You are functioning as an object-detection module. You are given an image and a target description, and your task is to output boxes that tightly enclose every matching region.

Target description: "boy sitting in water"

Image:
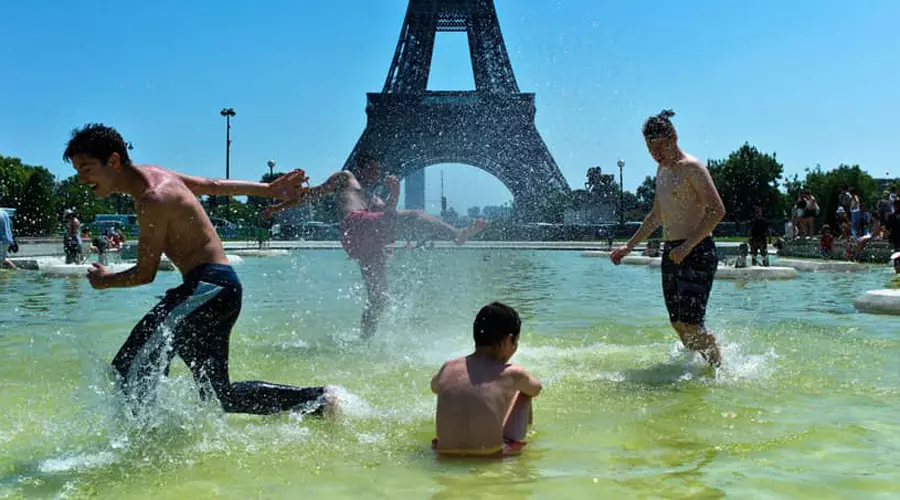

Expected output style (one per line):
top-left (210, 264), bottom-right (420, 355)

top-left (430, 302), bottom-right (541, 457)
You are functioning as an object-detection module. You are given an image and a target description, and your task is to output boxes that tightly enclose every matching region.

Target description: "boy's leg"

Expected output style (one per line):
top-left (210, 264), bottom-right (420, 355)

top-left (502, 393), bottom-right (532, 443)
top-left (111, 287), bottom-right (189, 407)
top-left (174, 282), bottom-right (331, 416)
top-left (359, 257), bottom-right (389, 339)
top-left (394, 211), bottom-right (486, 244)
top-left (662, 239), bottom-right (721, 367)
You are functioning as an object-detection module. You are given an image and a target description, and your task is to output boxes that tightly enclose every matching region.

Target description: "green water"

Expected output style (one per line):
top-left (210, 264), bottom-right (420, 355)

top-left (0, 250), bottom-right (898, 499)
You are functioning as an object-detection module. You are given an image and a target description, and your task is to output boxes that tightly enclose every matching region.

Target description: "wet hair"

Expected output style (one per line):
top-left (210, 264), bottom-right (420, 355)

top-left (642, 109), bottom-right (677, 139)
top-left (355, 151), bottom-right (379, 169)
top-left (473, 302), bottom-right (521, 347)
top-left (63, 123), bottom-right (132, 167)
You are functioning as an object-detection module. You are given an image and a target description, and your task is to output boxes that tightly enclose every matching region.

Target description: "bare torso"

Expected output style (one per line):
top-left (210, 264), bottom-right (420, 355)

top-left (434, 355), bottom-right (520, 453)
top-left (338, 172), bottom-right (384, 216)
top-left (655, 154), bottom-right (711, 241)
top-left (135, 166), bottom-right (229, 274)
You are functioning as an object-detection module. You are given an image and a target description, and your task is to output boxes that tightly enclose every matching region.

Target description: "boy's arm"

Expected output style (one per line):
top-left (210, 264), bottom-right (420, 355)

top-left (430, 363), bottom-right (446, 394)
top-left (511, 365), bottom-right (542, 398)
top-left (178, 169), bottom-right (309, 199)
top-left (682, 162), bottom-right (726, 251)
top-left (87, 193), bottom-right (167, 289)
top-left (263, 171), bottom-right (351, 218)
top-left (384, 175), bottom-right (400, 212)
top-left (625, 197), bottom-right (662, 250)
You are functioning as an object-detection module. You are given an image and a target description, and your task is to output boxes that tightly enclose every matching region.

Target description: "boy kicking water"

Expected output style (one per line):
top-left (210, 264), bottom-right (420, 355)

top-left (430, 302), bottom-right (541, 458)
top-left (610, 110), bottom-right (725, 367)
top-left (65, 123), bottom-right (337, 416)
top-left (264, 153), bottom-right (486, 339)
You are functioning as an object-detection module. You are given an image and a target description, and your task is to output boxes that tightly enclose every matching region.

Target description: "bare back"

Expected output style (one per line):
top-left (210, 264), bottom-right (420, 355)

top-left (433, 355), bottom-right (521, 453)
top-left (135, 166), bottom-right (229, 274)
top-left (655, 154), bottom-right (711, 241)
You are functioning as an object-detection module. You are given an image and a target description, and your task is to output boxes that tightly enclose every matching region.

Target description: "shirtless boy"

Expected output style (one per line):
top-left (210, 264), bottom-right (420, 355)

top-left (64, 123), bottom-right (336, 416)
top-left (610, 110), bottom-right (725, 367)
top-left (264, 153), bottom-right (486, 338)
top-left (430, 302), bottom-right (541, 458)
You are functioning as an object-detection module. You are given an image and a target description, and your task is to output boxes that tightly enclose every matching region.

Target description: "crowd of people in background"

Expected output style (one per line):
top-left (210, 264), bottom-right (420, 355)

top-left (778, 184), bottom-right (900, 263)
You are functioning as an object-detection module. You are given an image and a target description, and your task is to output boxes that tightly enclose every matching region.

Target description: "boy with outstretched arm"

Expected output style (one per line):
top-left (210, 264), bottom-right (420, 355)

top-left (65, 123), bottom-right (337, 417)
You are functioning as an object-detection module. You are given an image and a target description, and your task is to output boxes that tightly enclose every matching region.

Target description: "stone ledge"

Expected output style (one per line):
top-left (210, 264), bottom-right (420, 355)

top-left (779, 237), bottom-right (893, 263)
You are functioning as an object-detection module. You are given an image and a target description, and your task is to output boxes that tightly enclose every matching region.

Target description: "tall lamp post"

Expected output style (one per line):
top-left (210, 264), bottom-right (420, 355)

top-left (617, 159), bottom-right (625, 230)
top-left (267, 159), bottom-right (276, 177)
top-left (220, 108), bottom-right (236, 179)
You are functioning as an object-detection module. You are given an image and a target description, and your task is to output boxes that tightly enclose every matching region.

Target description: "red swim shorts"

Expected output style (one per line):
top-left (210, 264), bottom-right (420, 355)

top-left (339, 211), bottom-right (398, 261)
top-left (430, 438), bottom-right (527, 458)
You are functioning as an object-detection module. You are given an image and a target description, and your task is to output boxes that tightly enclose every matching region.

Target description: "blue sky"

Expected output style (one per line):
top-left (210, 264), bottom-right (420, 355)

top-left (1, 0), bottom-right (898, 214)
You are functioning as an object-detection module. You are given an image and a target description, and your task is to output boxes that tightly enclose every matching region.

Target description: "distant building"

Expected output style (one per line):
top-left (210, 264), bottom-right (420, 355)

top-left (483, 205), bottom-right (513, 220)
top-left (405, 169), bottom-right (426, 210)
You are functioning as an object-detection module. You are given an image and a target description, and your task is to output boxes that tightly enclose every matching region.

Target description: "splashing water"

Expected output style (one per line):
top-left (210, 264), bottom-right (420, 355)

top-left (0, 249), bottom-right (898, 498)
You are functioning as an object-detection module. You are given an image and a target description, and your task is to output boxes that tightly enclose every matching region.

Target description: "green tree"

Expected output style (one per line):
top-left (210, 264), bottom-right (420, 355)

top-left (56, 176), bottom-right (116, 223)
top-left (707, 143), bottom-right (784, 220)
top-left (585, 167), bottom-right (618, 203)
top-left (0, 155), bottom-right (31, 207)
top-left (635, 175), bottom-right (656, 214)
top-left (781, 172), bottom-right (804, 216)
top-left (17, 167), bottom-right (59, 235)
top-left (621, 190), bottom-right (645, 221)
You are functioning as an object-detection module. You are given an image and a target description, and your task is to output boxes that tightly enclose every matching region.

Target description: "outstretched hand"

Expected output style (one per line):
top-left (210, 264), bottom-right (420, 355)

top-left (86, 262), bottom-right (109, 289)
top-left (266, 169), bottom-right (310, 200)
top-left (385, 175), bottom-right (400, 194)
top-left (609, 244), bottom-right (632, 265)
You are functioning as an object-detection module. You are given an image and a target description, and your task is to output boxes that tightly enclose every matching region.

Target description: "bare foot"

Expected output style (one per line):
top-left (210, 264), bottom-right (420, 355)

top-left (455, 217), bottom-right (488, 245)
top-left (321, 386), bottom-right (342, 421)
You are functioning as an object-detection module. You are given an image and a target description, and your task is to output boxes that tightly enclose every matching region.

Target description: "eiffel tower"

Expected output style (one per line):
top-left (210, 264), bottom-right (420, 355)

top-left (343, 0), bottom-right (570, 220)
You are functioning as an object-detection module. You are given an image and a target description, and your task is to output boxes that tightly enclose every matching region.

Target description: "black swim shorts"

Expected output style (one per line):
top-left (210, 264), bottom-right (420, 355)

top-left (113, 263), bottom-right (326, 415)
top-left (661, 237), bottom-right (718, 326)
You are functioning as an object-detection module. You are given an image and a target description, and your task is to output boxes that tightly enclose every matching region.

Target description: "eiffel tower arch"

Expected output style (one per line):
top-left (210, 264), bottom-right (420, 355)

top-left (343, 0), bottom-right (570, 220)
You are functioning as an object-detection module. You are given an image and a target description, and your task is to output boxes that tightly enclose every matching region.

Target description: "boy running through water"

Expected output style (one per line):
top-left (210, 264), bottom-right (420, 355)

top-left (430, 302), bottom-right (541, 457)
top-left (264, 153), bottom-right (486, 339)
top-left (65, 123), bottom-right (337, 416)
top-left (610, 110), bottom-right (725, 367)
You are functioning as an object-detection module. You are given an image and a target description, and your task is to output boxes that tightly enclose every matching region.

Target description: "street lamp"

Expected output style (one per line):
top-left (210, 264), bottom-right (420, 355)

top-left (617, 159), bottom-right (625, 229)
top-left (220, 108), bottom-right (236, 179)
top-left (267, 160), bottom-right (276, 177)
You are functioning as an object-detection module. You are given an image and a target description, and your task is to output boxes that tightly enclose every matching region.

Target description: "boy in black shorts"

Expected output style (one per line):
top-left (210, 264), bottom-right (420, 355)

top-left (611, 110), bottom-right (725, 367)
top-left (64, 123), bottom-right (338, 417)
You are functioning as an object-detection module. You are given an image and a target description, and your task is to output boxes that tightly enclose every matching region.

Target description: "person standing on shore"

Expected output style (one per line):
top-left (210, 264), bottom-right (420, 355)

top-left (609, 110), bottom-right (725, 367)
top-left (0, 208), bottom-right (18, 269)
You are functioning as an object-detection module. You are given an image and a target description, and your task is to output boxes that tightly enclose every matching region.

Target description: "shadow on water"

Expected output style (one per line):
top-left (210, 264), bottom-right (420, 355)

top-left (619, 361), bottom-right (716, 388)
top-left (417, 445), bottom-right (542, 500)
top-left (0, 415), bottom-right (218, 497)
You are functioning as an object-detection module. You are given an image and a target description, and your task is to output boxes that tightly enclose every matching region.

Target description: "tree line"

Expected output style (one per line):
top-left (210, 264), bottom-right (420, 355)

top-left (0, 154), bottom-right (290, 237)
top-left (1, 145), bottom-right (890, 236)
top-left (538, 143), bottom-right (888, 228)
